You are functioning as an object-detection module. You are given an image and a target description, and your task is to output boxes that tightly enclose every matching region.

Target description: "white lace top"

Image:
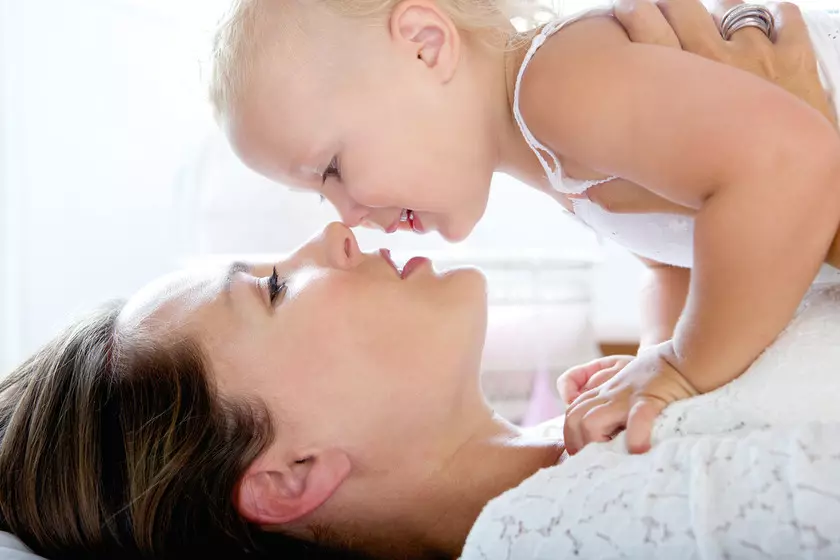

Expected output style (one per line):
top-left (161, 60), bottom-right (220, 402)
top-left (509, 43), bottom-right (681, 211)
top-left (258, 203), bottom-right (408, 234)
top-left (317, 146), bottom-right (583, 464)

top-left (514, 8), bottom-right (840, 269)
top-left (462, 282), bottom-right (840, 558)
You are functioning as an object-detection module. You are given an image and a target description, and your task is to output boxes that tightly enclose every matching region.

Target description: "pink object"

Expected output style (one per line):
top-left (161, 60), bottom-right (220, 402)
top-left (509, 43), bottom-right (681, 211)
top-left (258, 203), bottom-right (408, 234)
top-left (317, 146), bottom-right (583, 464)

top-left (521, 365), bottom-right (562, 427)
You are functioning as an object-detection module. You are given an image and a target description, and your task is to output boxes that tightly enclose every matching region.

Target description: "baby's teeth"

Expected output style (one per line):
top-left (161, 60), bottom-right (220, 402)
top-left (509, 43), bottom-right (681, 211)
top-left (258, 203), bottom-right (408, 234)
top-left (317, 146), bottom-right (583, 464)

top-left (400, 208), bottom-right (409, 222)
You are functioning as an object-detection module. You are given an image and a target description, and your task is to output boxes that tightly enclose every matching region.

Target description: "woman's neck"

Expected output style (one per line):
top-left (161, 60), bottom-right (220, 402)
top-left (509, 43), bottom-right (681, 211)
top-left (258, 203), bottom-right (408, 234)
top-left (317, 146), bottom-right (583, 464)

top-left (423, 419), bottom-right (563, 557)
top-left (364, 414), bottom-right (564, 559)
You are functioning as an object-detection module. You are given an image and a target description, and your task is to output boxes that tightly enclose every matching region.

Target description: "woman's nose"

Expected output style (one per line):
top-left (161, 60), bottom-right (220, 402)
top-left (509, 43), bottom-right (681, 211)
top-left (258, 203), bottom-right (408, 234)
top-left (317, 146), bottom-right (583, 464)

top-left (321, 222), bottom-right (362, 270)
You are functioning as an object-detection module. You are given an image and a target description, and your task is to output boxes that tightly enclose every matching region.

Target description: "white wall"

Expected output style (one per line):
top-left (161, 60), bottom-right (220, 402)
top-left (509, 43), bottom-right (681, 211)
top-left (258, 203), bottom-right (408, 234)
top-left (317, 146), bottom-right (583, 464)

top-left (1, 0), bottom-right (214, 367)
top-left (1, 0), bottom-right (14, 372)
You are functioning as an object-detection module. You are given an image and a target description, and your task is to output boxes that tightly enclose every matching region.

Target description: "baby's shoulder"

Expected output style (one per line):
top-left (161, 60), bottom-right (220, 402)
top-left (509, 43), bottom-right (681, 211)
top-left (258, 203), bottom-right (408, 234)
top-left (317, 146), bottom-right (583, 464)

top-left (531, 13), bottom-right (628, 69)
top-left (518, 14), bottom-right (631, 141)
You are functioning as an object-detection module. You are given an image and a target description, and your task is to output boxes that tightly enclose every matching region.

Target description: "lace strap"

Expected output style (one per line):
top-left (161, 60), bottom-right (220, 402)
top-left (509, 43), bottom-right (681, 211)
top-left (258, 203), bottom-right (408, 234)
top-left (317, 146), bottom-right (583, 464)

top-left (512, 8), bottom-right (617, 195)
top-left (512, 27), bottom-right (563, 186)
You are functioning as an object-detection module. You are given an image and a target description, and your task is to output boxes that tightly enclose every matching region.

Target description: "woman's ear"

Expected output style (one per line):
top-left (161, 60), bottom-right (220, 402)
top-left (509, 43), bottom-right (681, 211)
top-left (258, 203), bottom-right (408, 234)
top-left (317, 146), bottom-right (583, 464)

top-left (389, 0), bottom-right (461, 83)
top-left (235, 449), bottom-right (351, 525)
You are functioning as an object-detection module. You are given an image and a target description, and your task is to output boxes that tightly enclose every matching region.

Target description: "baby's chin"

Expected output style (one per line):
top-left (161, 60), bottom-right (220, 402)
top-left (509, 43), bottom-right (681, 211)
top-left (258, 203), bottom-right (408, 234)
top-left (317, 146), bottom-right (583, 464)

top-left (438, 219), bottom-right (478, 243)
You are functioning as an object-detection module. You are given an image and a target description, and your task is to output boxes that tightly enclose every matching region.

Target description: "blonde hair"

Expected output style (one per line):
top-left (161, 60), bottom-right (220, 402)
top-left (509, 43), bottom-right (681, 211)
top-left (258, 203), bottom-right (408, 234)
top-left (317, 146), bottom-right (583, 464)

top-left (208, 0), bottom-right (556, 120)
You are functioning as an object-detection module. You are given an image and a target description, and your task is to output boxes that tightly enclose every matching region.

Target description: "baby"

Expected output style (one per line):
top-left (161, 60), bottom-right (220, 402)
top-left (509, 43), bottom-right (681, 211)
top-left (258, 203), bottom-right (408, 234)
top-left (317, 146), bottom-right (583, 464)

top-left (208, 0), bottom-right (840, 454)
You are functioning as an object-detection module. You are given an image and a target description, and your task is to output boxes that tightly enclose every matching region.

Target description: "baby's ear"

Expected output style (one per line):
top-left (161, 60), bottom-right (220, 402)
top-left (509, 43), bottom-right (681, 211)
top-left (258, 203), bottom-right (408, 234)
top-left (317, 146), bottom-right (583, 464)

top-left (390, 0), bottom-right (461, 82)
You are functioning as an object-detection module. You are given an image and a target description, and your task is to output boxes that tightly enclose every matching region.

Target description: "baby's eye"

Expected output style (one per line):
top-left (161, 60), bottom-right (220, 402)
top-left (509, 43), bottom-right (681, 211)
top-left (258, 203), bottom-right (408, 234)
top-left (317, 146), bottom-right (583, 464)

top-left (321, 156), bottom-right (341, 184)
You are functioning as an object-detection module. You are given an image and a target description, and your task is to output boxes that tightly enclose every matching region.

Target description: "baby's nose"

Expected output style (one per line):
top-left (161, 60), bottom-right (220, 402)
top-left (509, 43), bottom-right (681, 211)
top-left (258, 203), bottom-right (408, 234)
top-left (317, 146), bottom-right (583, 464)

top-left (359, 218), bottom-right (390, 232)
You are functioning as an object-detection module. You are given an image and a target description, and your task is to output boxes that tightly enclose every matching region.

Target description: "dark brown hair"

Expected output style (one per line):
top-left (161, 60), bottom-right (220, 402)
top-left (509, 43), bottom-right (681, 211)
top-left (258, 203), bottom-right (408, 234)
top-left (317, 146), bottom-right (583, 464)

top-left (0, 301), bottom-right (365, 560)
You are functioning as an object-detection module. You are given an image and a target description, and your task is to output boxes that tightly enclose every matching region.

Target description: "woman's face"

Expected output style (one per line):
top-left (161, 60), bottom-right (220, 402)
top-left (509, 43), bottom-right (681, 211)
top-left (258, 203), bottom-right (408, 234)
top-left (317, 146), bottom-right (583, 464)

top-left (119, 221), bottom-right (489, 476)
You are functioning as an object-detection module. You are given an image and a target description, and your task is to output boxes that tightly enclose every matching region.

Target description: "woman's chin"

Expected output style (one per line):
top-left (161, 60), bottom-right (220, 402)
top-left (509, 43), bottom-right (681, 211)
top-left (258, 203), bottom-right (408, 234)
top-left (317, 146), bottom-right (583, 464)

top-left (444, 266), bottom-right (487, 298)
top-left (440, 267), bottom-right (489, 334)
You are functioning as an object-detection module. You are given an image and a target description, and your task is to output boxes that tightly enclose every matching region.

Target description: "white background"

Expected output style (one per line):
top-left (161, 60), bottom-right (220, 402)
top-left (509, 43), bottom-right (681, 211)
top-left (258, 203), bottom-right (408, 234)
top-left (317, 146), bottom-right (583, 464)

top-left (0, 0), bottom-right (834, 371)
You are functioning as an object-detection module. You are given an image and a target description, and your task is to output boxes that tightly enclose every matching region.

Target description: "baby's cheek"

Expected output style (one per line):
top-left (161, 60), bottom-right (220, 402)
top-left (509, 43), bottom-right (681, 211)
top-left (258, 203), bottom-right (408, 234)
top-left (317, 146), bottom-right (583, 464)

top-left (346, 178), bottom-right (404, 209)
top-left (438, 215), bottom-right (474, 243)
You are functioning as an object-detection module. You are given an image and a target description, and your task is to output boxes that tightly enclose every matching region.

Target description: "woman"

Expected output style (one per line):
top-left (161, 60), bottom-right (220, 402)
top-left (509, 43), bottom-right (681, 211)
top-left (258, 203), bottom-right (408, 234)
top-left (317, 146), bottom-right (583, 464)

top-left (0, 222), bottom-right (559, 559)
top-left (3, 222), bottom-right (840, 560)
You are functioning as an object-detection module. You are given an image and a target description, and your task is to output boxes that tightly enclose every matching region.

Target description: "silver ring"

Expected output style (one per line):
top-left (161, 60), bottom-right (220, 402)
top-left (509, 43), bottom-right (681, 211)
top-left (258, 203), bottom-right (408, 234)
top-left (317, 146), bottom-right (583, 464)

top-left (719, 4), bottom-right (776, 41)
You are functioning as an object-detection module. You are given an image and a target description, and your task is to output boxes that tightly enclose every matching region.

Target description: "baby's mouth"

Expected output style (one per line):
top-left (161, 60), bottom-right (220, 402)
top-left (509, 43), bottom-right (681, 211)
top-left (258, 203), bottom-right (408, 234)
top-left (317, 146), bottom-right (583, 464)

top-left (399, 208), bottom-right (421, 233)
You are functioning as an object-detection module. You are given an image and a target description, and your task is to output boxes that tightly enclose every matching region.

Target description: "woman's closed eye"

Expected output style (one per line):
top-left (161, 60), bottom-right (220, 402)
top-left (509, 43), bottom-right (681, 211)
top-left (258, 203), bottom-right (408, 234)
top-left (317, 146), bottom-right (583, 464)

top-left (267, 266), bottom-right (289, 306)
top-left (322, 155), bottom-right (341, 184)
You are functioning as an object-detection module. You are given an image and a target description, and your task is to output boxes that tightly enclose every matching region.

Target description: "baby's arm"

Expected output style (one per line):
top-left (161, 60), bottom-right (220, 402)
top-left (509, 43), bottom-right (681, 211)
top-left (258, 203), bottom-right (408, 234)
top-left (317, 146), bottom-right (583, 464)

top-left (638, 258), bottom-right (689, 350)
top-left (556, 258), bottom-right (686, 405)
top-left (522, 16), bottom-right (840, 394)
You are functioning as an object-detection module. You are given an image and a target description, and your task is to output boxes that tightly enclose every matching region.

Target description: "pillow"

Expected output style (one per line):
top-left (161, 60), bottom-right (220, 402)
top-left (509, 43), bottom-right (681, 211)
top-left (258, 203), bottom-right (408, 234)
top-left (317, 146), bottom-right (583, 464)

top-left (0, 533), bottom-right (45, 560)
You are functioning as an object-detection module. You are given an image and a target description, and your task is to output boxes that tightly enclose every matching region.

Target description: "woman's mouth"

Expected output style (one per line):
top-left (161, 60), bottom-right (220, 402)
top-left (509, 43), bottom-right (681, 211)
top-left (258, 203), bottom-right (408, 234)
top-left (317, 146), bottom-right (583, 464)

top-left (379, 249), bottom-right (429, 279)
top-left (379, 249), bottom-right (400, 276)
top-left (401, 256), bottom-right (429, 279)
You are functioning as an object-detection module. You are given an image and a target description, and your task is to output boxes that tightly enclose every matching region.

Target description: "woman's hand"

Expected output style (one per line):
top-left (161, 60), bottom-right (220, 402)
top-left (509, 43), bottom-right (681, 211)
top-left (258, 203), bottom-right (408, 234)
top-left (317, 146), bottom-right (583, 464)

top-left (556, 355), bottom-right (635, 406)
top-left (615, 0), bottom-right (837, 126)
top-left (563, 342), bottom-right (699, 456)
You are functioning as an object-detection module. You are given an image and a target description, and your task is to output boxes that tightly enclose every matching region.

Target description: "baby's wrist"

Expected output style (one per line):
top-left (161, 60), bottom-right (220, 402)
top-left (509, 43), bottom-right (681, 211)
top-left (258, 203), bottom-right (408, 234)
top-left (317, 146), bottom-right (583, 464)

top-left (647, 340), bottom-right (703, 393)
top-left (638, 326), bottom-right (674, 352)
top-left (662, 338), bottom-right (731, 394)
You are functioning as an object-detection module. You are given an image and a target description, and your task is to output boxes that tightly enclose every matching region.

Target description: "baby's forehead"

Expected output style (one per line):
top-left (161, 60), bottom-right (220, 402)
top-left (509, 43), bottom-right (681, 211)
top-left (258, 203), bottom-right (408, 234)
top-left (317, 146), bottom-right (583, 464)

top-left (216, 0), bottom-right (372, 116)
top-left (243, 1), bottom-right (345, 67)
top-left (238, 1), bottom-right (368, 83)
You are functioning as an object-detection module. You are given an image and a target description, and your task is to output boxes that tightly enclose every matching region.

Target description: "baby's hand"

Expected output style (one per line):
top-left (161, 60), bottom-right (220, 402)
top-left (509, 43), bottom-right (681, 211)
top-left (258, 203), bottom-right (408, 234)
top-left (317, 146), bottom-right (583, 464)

top-left (563, 342), bottom-right (698, 455)
top-left (556, 355), bottom-right (635, 406)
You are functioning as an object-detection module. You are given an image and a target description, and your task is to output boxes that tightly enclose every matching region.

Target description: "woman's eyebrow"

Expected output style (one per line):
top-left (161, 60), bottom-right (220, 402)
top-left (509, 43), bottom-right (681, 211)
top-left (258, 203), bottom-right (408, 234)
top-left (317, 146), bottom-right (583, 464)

top-left (223, 261), bottom-right (252, 293)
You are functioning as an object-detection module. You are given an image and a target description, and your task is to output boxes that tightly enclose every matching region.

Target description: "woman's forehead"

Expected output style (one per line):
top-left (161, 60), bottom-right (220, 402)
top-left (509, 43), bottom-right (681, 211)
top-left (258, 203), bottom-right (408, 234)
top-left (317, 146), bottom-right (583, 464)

top-left (117, 267), bottom-right (226, 334)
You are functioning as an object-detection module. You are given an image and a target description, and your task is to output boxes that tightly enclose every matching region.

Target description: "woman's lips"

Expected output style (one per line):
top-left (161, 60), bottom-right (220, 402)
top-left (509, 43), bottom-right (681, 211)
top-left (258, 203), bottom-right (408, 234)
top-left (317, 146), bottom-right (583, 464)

top-left (379, 249), bottom-right (400, 276)
top-left (379, 249), bottom-right (429, 279)
top-left (401, 256), bottom-right (429, 279)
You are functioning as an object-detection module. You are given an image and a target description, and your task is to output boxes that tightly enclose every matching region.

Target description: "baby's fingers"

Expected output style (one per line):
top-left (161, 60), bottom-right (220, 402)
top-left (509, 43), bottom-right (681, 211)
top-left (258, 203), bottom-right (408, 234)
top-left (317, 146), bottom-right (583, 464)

top-left (625, 397), bottom-right (667, 454)
top-left (557, 371), bottom-right (588, 407)
top-left (558, 356), bottom-right (633, 405)
top-left (565, 394), bottom-right (630, 455)
top-left (582, 363), bottom-right (625, 393)
top-left (558, 358), bottom-right (611, 405)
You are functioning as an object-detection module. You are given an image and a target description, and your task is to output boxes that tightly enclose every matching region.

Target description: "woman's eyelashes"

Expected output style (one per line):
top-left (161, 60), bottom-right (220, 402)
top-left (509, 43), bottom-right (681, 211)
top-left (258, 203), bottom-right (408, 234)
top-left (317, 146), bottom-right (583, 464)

top-left (268, 266), bottom-right (288, 306)
top-left (321, 155), bottom-right (341, 184)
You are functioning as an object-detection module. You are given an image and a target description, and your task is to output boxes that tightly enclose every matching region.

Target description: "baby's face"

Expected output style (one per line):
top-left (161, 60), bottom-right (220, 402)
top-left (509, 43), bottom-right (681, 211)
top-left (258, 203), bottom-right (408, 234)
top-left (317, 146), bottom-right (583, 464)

top-left (222, 1), bottom-right (498, 242)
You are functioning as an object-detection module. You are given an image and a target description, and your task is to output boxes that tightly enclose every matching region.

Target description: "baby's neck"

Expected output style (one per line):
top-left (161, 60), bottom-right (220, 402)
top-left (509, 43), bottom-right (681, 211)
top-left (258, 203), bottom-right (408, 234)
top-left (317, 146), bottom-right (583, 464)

top-left (496, 36), bottom-right (558, 190)
top-left (460, 25), bottom-right (554, 193)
